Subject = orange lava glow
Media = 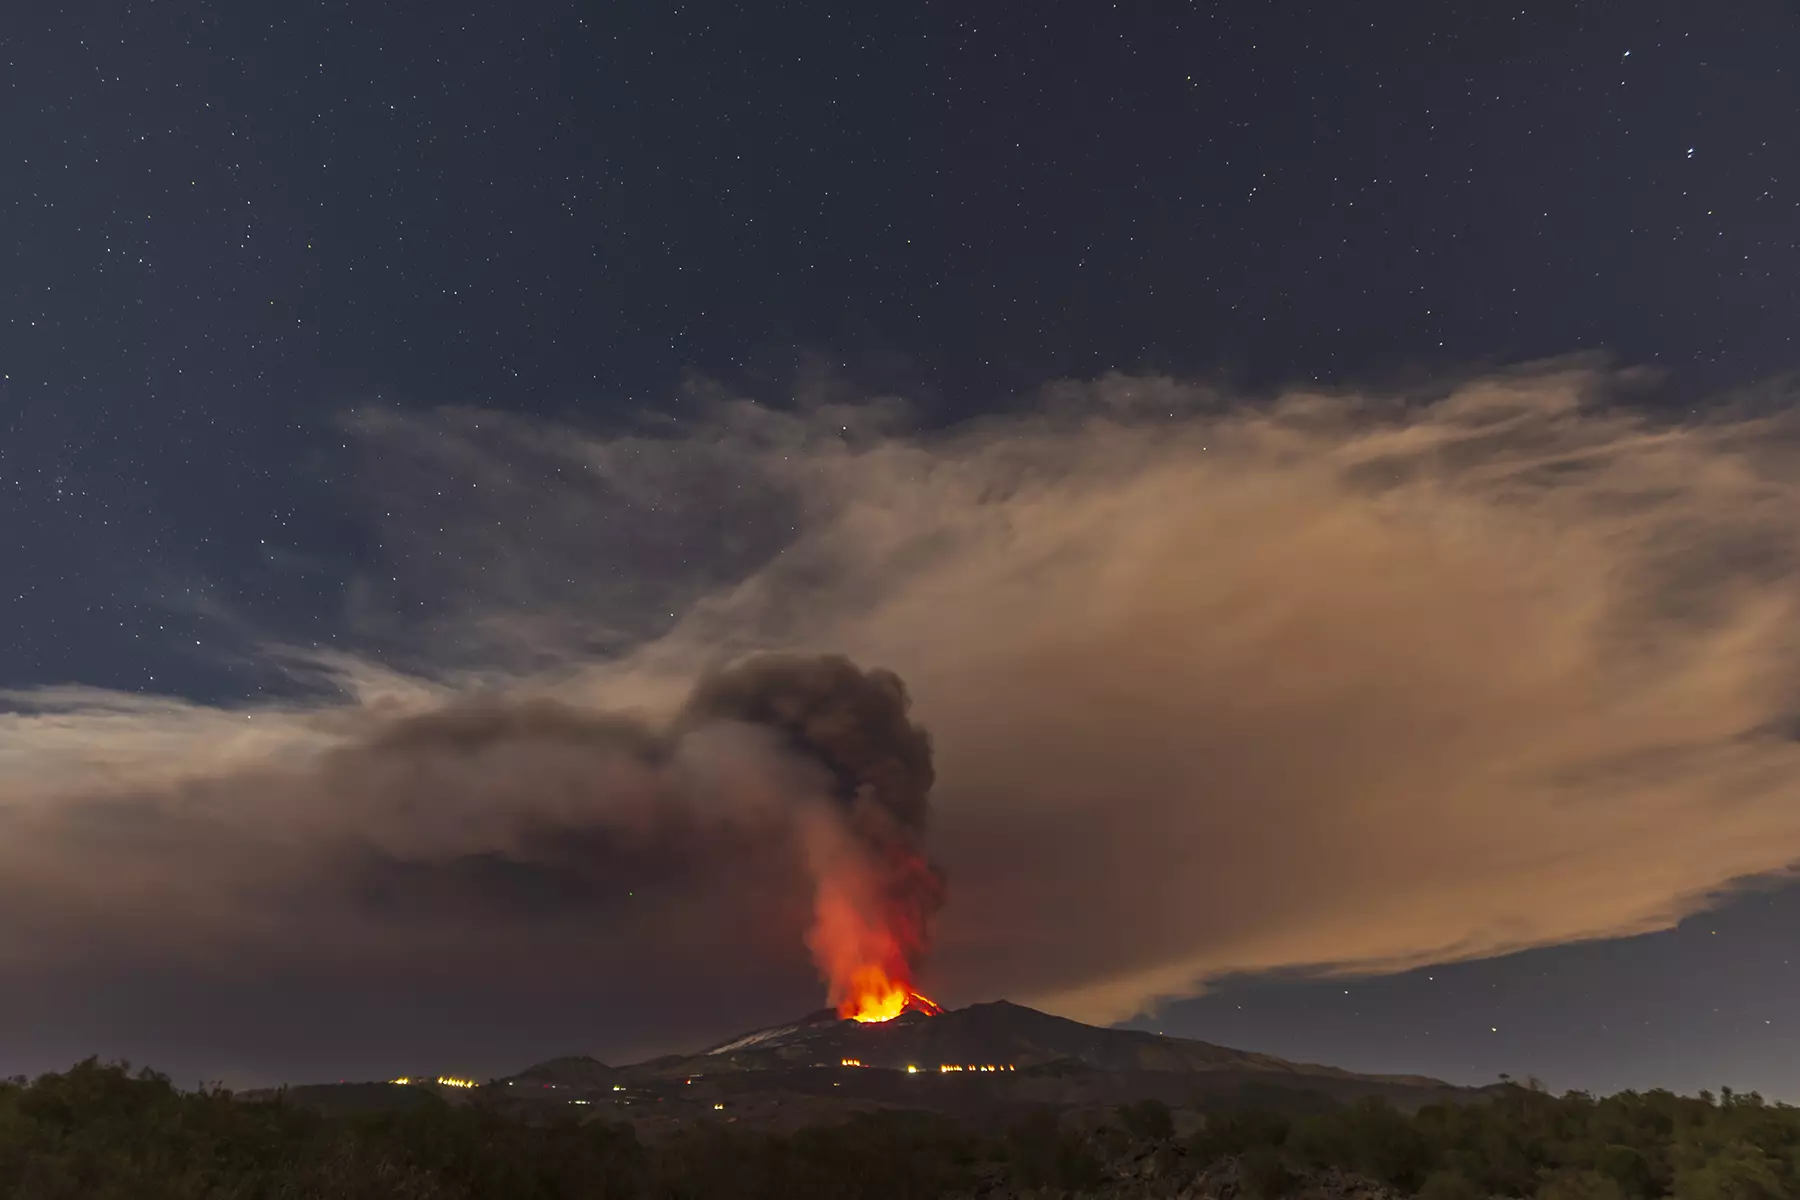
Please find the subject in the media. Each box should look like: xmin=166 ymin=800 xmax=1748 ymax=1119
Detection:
xmin=803 ymin=812 xmax=946 ymax=1026
xmin=837 ymin=965 xmax=942 ymax=1023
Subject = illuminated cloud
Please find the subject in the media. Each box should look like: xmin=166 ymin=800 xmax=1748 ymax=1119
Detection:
xmin=4 ymin=357 xmax=1800 ymax=1069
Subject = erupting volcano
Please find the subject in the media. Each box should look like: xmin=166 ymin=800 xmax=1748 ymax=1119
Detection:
xmin=805 ymin=802 xmax=947 ymax=1023
xmin=838 ymin=966 xmax=943 ymax=1023
xmin=685 ymin=654 xmax=948 ymax=1026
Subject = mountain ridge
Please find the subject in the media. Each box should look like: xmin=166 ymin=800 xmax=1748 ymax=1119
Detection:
xmin=511 ymin=999 xmax=1455 ymax=1093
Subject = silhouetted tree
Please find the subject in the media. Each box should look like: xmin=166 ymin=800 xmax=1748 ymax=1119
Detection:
xmin=9 ymin=1058 xmax=1800 ymax=1198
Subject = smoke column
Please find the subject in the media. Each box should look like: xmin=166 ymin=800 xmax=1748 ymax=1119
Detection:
xmin=682 ymin=654 xmax=946 ymax=1020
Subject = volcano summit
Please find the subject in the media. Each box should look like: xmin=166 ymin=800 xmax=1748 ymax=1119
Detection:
xmin=635 ymin=1000 xmax=1454 ymax=1093
xmin=421 ymin=1000 xmax=1495 ymax=1136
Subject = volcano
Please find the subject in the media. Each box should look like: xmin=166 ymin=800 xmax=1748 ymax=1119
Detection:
xmin=280 ymin=999 xmax=1494 ymax=1128
xmin=480 ymin=1000 xmax=1496 ymax=1125
xmin=644 ymin=1000 xmax=1447 ymax=1088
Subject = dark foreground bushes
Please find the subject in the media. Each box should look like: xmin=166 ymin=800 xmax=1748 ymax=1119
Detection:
xmin=1179 ymin=1084 xmax=1800 ymax=1200
xmin=4 ymin=1060 xmax=1800 ymax=1198
xmin=0 ymin=1061 xmax=980 ymax=1200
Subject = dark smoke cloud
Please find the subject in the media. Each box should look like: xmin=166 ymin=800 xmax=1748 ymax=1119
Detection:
xmin=680 ymin=654 xmax=936 ymax=831
xmin=0 ymin=653 xmax=940 ymax=1078
xmin=680 ymin=654 xmax=947 ymax=1009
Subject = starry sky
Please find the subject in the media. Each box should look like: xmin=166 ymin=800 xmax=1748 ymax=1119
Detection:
xmin=3 ymin=2 xmax=1800 ymax=1092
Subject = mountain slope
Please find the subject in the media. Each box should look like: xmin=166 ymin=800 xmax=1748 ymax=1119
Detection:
xmin=510 ymin=1055 xmax=617 ymax=1088
xmin=270 ymin=999 xmax=1485 ymax=1126
xmin=630 ymin=1000 xmax=1447 ymax=1089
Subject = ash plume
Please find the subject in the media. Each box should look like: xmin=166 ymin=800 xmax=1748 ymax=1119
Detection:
xmin=318 ymin=652 xmax=948 ymax=1017
xmin=9 ymin=357 xmax=1800 ymax=1079
xmin=680 ymin=653 xmax=936 ymax=832
xmin=681 ymin=653 xmax=945 ymax=1014
xmin=0 ymin=652 xmax=942 ymax=1036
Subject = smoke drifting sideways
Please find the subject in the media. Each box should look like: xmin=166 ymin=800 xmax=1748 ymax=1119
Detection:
xmin=0 ymin=654 xmax=943 ymax=1040
xmin=7 ymin=356 xmax=1800 ymax=1080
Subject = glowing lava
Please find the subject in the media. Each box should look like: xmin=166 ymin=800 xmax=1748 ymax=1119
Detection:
xmin=838 ymin=965 xmax=943 ymax=1023
xmin=804 ymin=809 xmax=945 ymax=1024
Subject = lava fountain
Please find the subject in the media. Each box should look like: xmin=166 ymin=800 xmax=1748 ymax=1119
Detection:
xmin=803 ymin=803 xmax=945 ymax=1023
xmin=839 ymin=965 xmax=944 ymax=1023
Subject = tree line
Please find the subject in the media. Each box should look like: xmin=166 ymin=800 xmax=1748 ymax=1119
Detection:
xmin=2 ymin=1059 xmax=1796 ymax=1198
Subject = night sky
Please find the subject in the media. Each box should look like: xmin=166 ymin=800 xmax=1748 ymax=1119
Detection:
xmin=4 ymin=2 xmax=1800 ymax=1093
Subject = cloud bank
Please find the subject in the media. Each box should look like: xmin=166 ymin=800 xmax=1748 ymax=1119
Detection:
xmin=5 ymin=358 xmax=1800 ymax=1076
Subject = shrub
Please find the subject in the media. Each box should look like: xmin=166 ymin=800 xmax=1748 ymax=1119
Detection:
xmin=1593 ymin=1144 xmax=1653 ymax=1197
xmin=1239 ymin=1145 xmax=1294 ymax=1198
xmin=1191 ymin=1108 xmax=1290 ymax=1161
xmin=1417 ymin=1169 xmax=1485 ymax=1200
xmin=1118 ymin=1098 xmax=1175 ymax=1142
xmin=1004 ymin=1109 xmax=1102 ymax=1192
xmin=1539 ymin=1170 xmax=1629 ymax=1200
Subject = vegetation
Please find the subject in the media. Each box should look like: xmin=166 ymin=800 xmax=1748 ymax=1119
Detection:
xmin=4 ymin=1060 xmax=1800 ymax=1198
xmin=1208 ymin=1083 xmax=1800 ymax=1200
